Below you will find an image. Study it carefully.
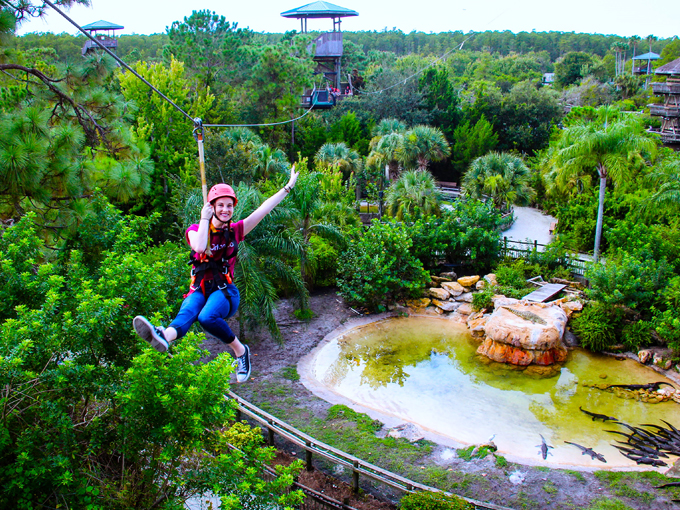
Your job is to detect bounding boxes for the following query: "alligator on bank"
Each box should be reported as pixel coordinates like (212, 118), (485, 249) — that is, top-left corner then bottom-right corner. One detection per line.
(564, 441), (606, 463)
(537, 434), (553, 460)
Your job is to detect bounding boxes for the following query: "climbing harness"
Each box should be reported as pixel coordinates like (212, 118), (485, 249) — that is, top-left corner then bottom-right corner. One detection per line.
(188, 223), (239, 297)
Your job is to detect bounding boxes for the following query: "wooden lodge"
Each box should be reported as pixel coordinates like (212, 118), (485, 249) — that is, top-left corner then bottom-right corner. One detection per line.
(649, 57), (680, 145)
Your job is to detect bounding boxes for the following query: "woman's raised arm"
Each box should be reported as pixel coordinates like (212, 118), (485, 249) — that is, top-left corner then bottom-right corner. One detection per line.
(242, 165), (299, 236)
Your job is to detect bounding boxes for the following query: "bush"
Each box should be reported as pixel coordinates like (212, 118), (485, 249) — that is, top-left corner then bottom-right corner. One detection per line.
(472, 288), (494, 311)
(399, 490), (474, 510)
(309, 234), (339, 287)
(652, 276), (680, 352)
(621, 320), (653, 352)
(571, 301), (623, 352)
(337, 220), (429, 312)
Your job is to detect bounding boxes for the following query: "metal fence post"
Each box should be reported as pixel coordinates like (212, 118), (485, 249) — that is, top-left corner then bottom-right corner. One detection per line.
(352, 461), (359, 493)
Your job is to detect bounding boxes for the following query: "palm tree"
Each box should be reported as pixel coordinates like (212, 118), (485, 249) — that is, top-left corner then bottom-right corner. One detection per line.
(385, 169), (442, 220)
(549, 108), (657, 261)
(462, 152), (536, 211)
(371, 118), (406, 137)
(628, 35), (641, 74)
(314, 142), (362, 179)
(367, 132), (404, 180)
(639, 155), (680, 216)
(646, 34), (658, 73)
(253, 144), (288, 181)
(397, 125), (451, 172)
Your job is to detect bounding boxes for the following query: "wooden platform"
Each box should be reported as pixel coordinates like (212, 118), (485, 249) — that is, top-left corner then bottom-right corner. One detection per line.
(522, 283), (567, 302)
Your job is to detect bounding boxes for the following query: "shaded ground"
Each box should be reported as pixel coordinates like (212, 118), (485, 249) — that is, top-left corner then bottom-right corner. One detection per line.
(201, 289), (680, 510)
(503, 206), (556, 247)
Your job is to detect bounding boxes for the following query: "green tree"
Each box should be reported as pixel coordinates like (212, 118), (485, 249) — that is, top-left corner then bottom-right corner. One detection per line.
(547, 107), (657, 260)
(451, 115), (498, 176)
(462, 151), (536, 210)
(555, 51), (594, 87)
(166, 10), (252, 90)
(419, 66), (460, 138)
(398, 125), (451, 171)
(315, 142), (362, 179)
(385, 169), (441, 219)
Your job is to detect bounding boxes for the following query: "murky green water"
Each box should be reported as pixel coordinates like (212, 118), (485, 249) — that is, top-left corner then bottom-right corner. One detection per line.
(307, 317), (679, 468)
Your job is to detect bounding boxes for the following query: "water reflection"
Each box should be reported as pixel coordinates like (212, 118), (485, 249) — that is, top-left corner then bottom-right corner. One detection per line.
(307, 317), (678, 468)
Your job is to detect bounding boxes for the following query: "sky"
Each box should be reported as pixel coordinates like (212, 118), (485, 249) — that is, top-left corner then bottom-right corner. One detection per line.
(17, 0), (680, 39)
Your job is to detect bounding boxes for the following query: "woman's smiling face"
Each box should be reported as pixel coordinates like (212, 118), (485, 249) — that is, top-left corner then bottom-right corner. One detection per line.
(213, 197), (234, 224)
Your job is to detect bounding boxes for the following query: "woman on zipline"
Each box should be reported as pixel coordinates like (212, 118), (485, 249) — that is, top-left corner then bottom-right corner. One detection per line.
(133, 166), (299, 383)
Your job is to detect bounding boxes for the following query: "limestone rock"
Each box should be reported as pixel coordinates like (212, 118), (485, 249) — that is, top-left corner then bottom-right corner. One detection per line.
(440, 271), (458, 280)
(432, 299), (460, 312)
(387, 423), (424, 442)
(484, 273), (498, 286)
(457, 303), (473, 315)
(435, 306), (445, 315)
(441, 281), (465, 296)
(492, 295), (519, 307)
(476, 303), (569, 366)
(475, 280), (486, 290)
(468, 314), (489, 338)
(654, 354), (672, 370)
(638, 349), (652, 364)
(563, 329), (579, 347)
(456, 292), (474, 303)
(429, 287), (450, 300)
(406, 298), (431, 310)
(458, 275), (480, 287)
(560, 300), (583, 318)
(431, 275), (451, 285)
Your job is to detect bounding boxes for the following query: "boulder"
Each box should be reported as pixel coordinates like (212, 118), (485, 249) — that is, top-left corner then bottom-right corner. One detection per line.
(431, 275), (451, 285)
(456, 292), (474, 303)
(428, 287), (450, 300)
(654, 353), (672, 370)
(475, 303), (569, 366)
(458, 275), (480, 287)
(387, 423), (424, 442)
(492, 295), (519, 307)
(638, 349), (652, 364)
(432, 299), (460, 312)
(441, 281), (465, 296)
(467, 314), (490, 338)
(406, 298), (431, 310)
(457, 303), (473, 315)
(475, 280), (486, 290)
(560, 300), (583, 318)
(440, 271), (458, 280)
(484, 273), (498, 286)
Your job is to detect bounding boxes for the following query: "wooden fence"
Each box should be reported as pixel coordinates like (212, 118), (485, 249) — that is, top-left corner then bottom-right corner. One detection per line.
(227, 391), (514, 510)
(500, 237), (589, 277)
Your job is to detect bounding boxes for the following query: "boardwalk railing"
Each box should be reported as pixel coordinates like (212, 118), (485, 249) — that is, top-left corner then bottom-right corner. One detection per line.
(227, 391), (513, 510)
(501, 237), (589, 277)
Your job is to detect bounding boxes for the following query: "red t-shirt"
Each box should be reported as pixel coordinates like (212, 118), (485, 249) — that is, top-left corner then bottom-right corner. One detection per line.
(185, 220), (245, 295)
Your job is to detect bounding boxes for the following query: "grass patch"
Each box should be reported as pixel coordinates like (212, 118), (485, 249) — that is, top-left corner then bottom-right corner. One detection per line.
(494, 454), (508, 468)
(542, 481), (557, 495)
(293, 308), (315, 321)
(279, 365), (300, 381)
(535, 466), (550, 472)
(594, 471), (657, 503)
(586, 497), (634, 510)
(564, 469), (586, 482)
(326, 404), (382, 433)
(456, 445), (494, 461)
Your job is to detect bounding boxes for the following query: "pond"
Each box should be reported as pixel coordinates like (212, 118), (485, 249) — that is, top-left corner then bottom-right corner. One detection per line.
(299, 316), (679, 469)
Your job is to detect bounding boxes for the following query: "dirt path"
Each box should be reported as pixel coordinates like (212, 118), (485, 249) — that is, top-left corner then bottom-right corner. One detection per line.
(200, 289), (680, 510)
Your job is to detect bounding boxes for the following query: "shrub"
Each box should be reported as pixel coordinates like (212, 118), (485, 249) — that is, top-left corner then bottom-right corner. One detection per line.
(621, 320), (653, 352)
(472, 288), (494, 311)
(399, 490), (474, 510)
(652, 276), (680, 352)
(309, 234), (339, 287)
(337, 220), (429, 312)
(571, 301), (623, 352)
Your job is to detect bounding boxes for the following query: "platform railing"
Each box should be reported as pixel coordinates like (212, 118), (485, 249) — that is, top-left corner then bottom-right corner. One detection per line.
(226, 390), (514, 510)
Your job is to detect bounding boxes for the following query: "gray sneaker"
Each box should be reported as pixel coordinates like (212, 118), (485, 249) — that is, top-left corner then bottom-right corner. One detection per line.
(236, 344), (251, 383)
(133, 316), (169, 353)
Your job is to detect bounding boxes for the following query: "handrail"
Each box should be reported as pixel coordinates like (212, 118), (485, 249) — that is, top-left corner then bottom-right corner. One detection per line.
(226, 390), (514, 510)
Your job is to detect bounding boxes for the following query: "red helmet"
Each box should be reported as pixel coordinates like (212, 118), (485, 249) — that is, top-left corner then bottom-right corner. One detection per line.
(208, 183), (238, 206)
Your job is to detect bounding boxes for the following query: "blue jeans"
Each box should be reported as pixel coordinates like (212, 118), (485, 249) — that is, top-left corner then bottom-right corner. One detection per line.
(169, 283), (240, 344)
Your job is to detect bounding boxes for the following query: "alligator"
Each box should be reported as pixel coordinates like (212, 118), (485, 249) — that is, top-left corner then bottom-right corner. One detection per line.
(537, 434), (554, 460)
(633, 456), (667, 467)
(502, 307), (547, 325)
(612, 444), (661, 459)
(605, 381), (674, 391)
(564, 441), (606, 463)
(655, 482), (680, 489)
(578, 406), (618, 422)
(614, 441), (667, 458)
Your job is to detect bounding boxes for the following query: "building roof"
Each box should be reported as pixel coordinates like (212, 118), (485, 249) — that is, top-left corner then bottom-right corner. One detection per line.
(655, 57), (680, 76)
(632, 52), (660, 60)
(81, 20), (124, 31)
(281, 1), (358, 19)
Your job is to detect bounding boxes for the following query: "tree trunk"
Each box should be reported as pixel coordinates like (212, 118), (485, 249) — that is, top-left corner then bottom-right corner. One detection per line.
(593, 167), (607, 262)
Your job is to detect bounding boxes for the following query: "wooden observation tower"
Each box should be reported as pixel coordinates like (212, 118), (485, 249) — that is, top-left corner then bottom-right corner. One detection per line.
(81, 20), (124, 57)
(649, 57), (680, 146)
(281, 1), (358, 108)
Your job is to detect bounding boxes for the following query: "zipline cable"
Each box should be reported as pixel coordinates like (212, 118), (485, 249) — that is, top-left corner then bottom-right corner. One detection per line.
(203, 104), (315, 128)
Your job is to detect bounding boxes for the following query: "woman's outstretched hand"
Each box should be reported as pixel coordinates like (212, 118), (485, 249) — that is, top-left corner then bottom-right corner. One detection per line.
(287, 164), (299, 190)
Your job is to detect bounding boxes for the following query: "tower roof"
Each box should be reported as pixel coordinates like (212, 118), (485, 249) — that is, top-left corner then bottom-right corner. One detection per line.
(81, 20), (124, 31)
(655, 57), (680, 76)
(632, 52), (660, 60)
(281, 2), (358, 19)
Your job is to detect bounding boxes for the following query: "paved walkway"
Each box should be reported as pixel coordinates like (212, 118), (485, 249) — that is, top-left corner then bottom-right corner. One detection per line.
(503, 206), (557, 248)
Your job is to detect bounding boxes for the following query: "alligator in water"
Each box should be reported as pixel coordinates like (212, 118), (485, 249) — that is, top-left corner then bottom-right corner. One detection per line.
(536, 434), (554, 460)
(605, 381), (674, 391)
(564, 441), (606, 463)
(579, 406), (618, 422)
